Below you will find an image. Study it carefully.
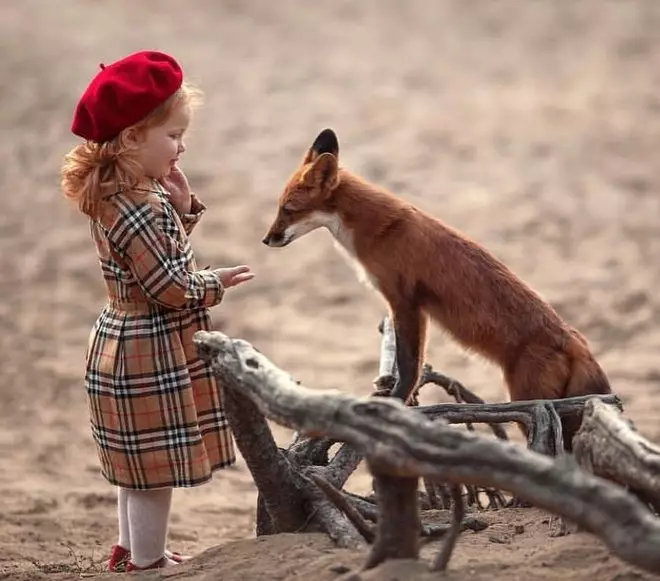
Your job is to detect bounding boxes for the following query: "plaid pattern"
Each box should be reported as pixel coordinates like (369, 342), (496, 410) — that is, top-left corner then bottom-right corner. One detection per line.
(84, 181), (236, 489)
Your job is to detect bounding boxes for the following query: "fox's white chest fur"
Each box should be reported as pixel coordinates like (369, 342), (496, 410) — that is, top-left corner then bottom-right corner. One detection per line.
(324, 214), (379, 291)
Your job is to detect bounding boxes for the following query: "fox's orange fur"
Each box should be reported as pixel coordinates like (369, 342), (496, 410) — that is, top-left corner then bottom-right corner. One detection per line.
(262, 128), (611, 450)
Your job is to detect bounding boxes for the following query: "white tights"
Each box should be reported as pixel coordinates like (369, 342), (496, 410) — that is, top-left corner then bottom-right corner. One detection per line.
(117, 487), (176, 568)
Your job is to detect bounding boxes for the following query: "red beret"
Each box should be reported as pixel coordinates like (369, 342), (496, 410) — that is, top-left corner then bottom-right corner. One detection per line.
(71, 50), (183, 143)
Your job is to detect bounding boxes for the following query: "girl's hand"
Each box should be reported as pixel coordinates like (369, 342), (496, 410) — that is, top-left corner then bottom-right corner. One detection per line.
(213, 265), (255, 289)
(160, 166), (192, 215)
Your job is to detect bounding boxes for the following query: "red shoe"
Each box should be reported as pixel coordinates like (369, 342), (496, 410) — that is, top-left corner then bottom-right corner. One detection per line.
(126, 555), (169, 572)
(108, 544), (190, 572)
(107, 545), (130, 572)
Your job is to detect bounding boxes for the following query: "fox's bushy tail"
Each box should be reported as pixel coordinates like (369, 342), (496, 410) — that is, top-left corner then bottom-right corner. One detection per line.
(561, 334), (611, 450)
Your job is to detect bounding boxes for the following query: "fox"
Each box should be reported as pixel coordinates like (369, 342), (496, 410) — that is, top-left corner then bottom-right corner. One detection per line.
(261, 128), (611, 451)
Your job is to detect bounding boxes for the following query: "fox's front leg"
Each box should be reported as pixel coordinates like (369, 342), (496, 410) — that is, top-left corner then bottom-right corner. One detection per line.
(388, 304), (428, 404)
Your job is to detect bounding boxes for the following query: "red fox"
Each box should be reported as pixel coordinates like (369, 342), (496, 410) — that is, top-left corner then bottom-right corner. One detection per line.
(262, 128), (611, 451)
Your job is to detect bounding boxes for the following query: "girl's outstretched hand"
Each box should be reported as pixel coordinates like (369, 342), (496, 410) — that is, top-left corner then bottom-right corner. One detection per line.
(160, 166), (192, 215)
(213, 265), (255, 289)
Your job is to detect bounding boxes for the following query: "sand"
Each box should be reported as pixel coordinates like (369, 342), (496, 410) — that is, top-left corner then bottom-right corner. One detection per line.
(2, 1), (660, 579)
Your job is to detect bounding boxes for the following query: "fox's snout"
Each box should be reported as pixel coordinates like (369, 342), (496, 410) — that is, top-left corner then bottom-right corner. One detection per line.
(263, 210), (295, 247)
(262, 230), (288, 247)
(261, 233), (278, 246)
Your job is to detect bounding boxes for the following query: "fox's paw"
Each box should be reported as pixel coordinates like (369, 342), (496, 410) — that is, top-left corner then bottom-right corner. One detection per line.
(372, 373), (397, 397)
(371, 375), (419, 406)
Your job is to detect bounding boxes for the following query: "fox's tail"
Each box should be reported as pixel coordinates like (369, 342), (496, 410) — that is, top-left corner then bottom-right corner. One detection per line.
(564, 331), (611, 398)
(561, 332), (612, 450)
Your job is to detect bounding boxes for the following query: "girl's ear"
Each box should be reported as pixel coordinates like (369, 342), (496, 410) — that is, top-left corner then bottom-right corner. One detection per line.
(122, 126), (142, 147)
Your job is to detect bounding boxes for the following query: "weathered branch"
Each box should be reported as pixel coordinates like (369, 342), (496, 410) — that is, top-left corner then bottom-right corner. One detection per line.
(431, 485), (464, 571)
(343, 492), (379, 522)
(419, 366), (485, 405)
(419, 395), (621, 457)
(324, 443), (363, 490)
(376, 316), (512, 508)
(375, 318), (621, 457)
(418, 364), (507, 440)
(298, 475), (367, 548)
(309, 473), (376, 543)
(344, 489), (489, 537)
(377, 315), (398, 379)
(420, 516), (489, 539)
(218, 371), (308, 534)
(574, 398), (660, 514)
(363, 472), (420, 569)
(317, 316), (406, 491)
(212, 342), (366, 546)
(194, 330), (660, 575)
(420, 395), (623, 421)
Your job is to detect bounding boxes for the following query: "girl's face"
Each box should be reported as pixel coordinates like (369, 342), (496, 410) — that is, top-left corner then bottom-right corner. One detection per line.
(135, 101), (191, 179)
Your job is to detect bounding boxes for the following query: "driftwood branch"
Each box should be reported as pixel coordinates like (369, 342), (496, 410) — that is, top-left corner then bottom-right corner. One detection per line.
(374, 316), (512, 511)
(208, 343), (365, 546)
(574, 398), (660, 514)
(418, 364), (508, 441)
(374, 315), (617, 512)
(194, 329), (660, 575)
(324, 443), (363, 489)
(218, 369), (308, 535)
(431, 484), (464, 572)
(201, 313), (488, 555)
(363, 471), (420, 569)
(308, 473), (375, 543)
(418, 396), (619, 459)
(420, 395), (623, 425)
(374, 316), (620, 459)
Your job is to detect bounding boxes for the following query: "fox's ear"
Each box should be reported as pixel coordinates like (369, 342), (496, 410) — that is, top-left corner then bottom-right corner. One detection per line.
(302, 152), (339, 192)
(311, 128), (339, 157)
(302, 128), (339, 164)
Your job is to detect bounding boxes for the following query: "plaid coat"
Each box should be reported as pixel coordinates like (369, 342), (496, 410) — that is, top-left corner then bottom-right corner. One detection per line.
(84, 181), (236, 490)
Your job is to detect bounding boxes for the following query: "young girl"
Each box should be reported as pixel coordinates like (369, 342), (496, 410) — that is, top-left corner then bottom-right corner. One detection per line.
(60, 50), (255, 572)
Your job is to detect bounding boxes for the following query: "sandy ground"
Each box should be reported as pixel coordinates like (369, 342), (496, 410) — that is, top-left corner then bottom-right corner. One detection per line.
(2, 0), (660, 579)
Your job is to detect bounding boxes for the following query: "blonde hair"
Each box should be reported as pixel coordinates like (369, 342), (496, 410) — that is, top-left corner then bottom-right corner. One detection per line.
(61, 81), (203, 220)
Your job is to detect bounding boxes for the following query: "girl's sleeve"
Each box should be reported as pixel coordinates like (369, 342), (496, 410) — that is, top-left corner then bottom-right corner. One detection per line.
(179, 192), (206, 235)
(106, 197), (224, 310)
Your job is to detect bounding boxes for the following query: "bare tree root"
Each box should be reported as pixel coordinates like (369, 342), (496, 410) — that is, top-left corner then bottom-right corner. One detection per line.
(343, 493), (379, 523)
(574, 398), (660, 515)
(193, 329), (660, 575)
(362, 472), (420, 569)
(373, 316), (619, 511)
(420, 516), (488, 541)
(217, 368), (308, 536)
(418, 364), (508, 441)
(308, 472), (376, 543)
(196, 315), (487, 553)
(218, 369), (365, 547)
(431, 485), (464, 572)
